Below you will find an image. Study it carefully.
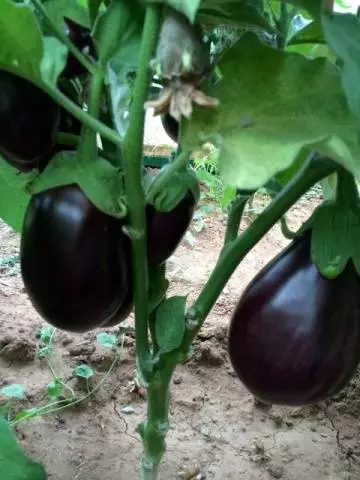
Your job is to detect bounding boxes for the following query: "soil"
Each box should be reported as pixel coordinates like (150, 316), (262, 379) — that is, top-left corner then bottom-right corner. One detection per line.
(0, 194), (360, 480)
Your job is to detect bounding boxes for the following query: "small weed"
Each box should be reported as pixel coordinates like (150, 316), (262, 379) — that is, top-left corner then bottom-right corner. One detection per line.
(0, 327), (126, 426)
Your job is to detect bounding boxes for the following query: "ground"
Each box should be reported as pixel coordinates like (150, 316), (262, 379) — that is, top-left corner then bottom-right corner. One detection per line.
(0, 193), (360, 480)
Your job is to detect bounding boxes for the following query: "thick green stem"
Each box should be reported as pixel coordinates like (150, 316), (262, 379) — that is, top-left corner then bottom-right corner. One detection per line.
(77, 68), (104, 163)
(276, 1), (289, 49)
(122, 4), (162, 379)
(1, 64), (122, 150)
(31, 0), (95, 74)
(183, 156), (335, 348)
(140, 362), (176, 480)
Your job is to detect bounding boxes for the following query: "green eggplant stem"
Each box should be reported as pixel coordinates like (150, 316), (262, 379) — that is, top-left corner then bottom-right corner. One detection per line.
(30, 0), (95, 74)
(76, 68), (104, 164)
(223, 193), (250, 245)
(122, 4), (163, 383)
(181, 155), (336, 349)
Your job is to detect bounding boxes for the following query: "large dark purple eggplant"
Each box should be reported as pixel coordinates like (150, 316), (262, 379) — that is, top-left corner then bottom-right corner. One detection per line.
(21, 185), (131, 333)
(228, 230), (360, 406)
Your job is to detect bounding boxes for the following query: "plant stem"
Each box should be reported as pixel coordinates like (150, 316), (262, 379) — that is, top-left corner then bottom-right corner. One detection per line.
(146, 151), (190, 203)
(122, 4), (162, 380)
(280, 216), (297, 239)
(1, 64), (122, 150)
(223, 193), (249, 245)
(30, 0), (95, 74)
(182, 156), (336, 348)
(77, 67), (104, 162)
(276, 1), (289, 49)
(140, 361), (176, 480)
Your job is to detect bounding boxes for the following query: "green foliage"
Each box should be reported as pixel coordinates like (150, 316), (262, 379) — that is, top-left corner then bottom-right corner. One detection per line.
(149, 0), (201, 23)
(155, 296), (186, 353)
(96, 332), (117, 348)
(311, 170), (360, 278)
(44, 0), (90, 28)
(74, 364), (94, 379)
(322, 12), (360, 135)
(148, 265), (170, 314)
(46, 379), (63, 400)
(0, 161), (31, 232)
(0, 0), (43, 79)
(0, 416), (47, 480)
(183, 33), (360, 190)
(0, 384), (25, 400)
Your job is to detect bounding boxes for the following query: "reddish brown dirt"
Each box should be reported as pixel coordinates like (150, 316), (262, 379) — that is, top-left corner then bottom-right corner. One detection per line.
(0, 195), (359, 479)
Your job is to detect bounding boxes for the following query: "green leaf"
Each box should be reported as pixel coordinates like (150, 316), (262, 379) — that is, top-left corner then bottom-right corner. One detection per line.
(0, 0), (43, 79)
(107, 21), (142, 138)
(148, 0), (201, 23)
(46, 379), (62, 399)
(0, 416), (47, 480)
(0, 159), (32, 231)
(182, 33), (360, 191)
(282, 0), (322, 19)
(74, 364), (94, 379)
(96, 332), (117, 348)
(14, 408), (39, 422)
(0, 384), (25, 400)
(148, 265), (169, 314)
(40, 37), (68, 86)
(28, 153), (127, 219)
(94, 0), (143, 66)
(88, 0), (103, 26)
(150, 167), (200, 212)
(320, 173), (337, 201)
(39, 327), (55, 345)
(311, 202), (360, 278)
(155, 296), (186, 354)
(44, 0), (90, 28)
(322, 12), (360, 136)
(199, 0), (273, 30)
(288, 19), (325, 45)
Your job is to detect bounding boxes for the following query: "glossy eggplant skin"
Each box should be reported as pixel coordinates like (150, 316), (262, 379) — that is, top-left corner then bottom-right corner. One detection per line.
(161, 114), (179, 143)
(0, 71), (60, 171)
(21, 185), (131, 333)
(146, 191), (195, 266)
(228, 231), (360, 406)
(63, 18), (96, 78)
(103, 288), (133, 327)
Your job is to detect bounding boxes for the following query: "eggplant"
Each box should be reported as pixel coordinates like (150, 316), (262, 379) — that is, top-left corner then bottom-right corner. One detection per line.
(228, 230), (360, 405)
(21, 185), (131, 333)
(146, 191), (196, 266)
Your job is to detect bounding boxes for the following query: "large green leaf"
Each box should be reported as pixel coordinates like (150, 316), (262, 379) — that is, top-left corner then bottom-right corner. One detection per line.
(147, 0), (201, 23)
(94, 0), (143, 66)
(199, 2), (272, 30)
(0, 0), (43, 79)
(322, 12), (360, 136)
(182, 33), (360, 190)
(0, 160), (32, 232)
(287, 19), (325, 45)
(281, 0), (322, 19)
(0, 416), (47, 480)
(0, 0), (69, 86)
(155, 296), (186, 354)
(43, 0), (90, 28)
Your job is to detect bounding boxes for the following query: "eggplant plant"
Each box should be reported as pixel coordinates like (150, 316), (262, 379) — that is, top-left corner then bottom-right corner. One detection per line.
(1, 0), (360, 479)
